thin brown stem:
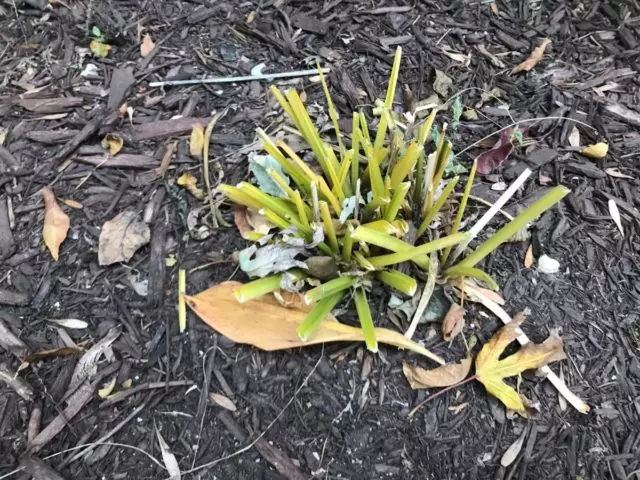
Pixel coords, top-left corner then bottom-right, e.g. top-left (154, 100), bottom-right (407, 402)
top-left (408, 375), bottom-right (477, 418)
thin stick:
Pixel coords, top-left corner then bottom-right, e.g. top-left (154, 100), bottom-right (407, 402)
top-left (149, 68), bottom-right (330, 87)
top-left (408, 375), bottom-right (477, 417)
top-left (448, 168), bottom-right (531, 264)
top-left (405, 252), bottom-right (437, 339)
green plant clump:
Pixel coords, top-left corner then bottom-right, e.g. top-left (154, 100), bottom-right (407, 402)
top-left (219, 48), bottom-right (568, 352)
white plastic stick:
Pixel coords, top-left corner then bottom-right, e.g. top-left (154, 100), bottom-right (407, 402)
top-left (449, 168), bottom-right (531, 264)
top-left (149, 67), bottom-right (330, 87)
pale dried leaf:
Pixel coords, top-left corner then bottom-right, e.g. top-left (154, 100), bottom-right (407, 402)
top-left (190, 124), bottom-right (204, 160)
top-left (210, 392), bottom-right (237, 411)
top-left (65, 328), bottom-right (120, 397)
top-left (156, 429), bottom-right (181, 480)
top-left (568, 126), bottom-right (580, 148)
top-left (511, 38), bottom-right (551, 74)
top-left (48, 318), bottom-right (88, 329)
top-left (140, 34), bottom-right (155, 57)
top-left (608, 199), bottom-right (624, 236)
top-left (605, 168), bottom-right (633, 179)
top-left (238, 244), bottom-right (307, 278)
top-left (99, 211), bottom-right (150, 265)
top-left (185, 281), bottom-right (445, 364)
top-left (233, 205), bottom-right (253, 238)
top-left (403, 356), bottom-right (472, 389)
top-left (42, 186), bottom-right (70, 261)
top-left (245, 208), bottom-right (274, 234)
top-left (61, 199), bottom-right (83, 209)
top-left (501, 430), bottom-right (526, 467)
top-left (442, 303), bottom-right (465, 341)
top-left (524, 244), bottom-right (534, 268)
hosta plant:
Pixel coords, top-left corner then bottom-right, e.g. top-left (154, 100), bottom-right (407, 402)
top-left (218, 47), bottom-right (568, 353)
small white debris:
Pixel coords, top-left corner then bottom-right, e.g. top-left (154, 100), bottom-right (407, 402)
top-left (538, 254), bottom-right (560, 274)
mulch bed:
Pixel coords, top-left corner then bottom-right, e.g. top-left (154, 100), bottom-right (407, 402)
top-left (1, 1), bottom-right (640, 479)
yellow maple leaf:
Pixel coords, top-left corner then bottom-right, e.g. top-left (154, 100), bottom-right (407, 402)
top-left (475, 314), bottom-right (566, 415)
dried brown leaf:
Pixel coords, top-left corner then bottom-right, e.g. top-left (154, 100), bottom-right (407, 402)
top-left (98, 211), bottom-right (150, 265)
top-left (524, 244), bottom-right (534, 268)
top-left (403, 356), bottom-right (472, 389)
top-left (210, 392), bottom-right (237, 411)
top-left (185, 281), bottom-right (445, 364)
top-left (190, 124), bottom-right (205, 160)
top-left (511, 38), bottom-right (551, 74)
top-left (42, 186), bottom-right (70, 261)
top-left (442, 303), bottom-right (465, 341)
top-left (140, 34), bottom-right (155, 57)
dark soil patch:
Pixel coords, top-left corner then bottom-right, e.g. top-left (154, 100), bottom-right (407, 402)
top-left (1, 1), bottom-right (640, 479)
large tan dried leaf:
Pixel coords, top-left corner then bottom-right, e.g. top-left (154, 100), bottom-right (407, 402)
top-left (185, 281), bottom-right (445, 364)
top-left (475, 317), bottom-right (566, 415)
top-left (190, 124), bottom-right (205, 160)
top-left (98, 211), bottom-right (150, 265)
top-left (140, 34), bottom-right (155, 57)
top-left (42, 186), bottom-right (70, 261)
top-left (442, 303), bottom-right (465, 341)
top-left (403, 356), bottom-right (472, 389)
top-left (511, 38), bottom-right (551, 74)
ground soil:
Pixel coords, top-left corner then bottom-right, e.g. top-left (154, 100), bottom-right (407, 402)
top-left (1, 1), bottom-right (640, 479)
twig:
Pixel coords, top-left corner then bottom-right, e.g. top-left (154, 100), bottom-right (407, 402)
top-left (408, 375), bottom-right (477, 417)
top-left (51, 110), bottom-right (108, 164)
top-left (449, 168), bottom-right (531, 264)
top-left (99, 380), bottom-right (193, 407)
top-left (405, 252), bottom-right (437, 339)
top-left (202, 109), bottom-right (227, 228)
top-left (452, 193), bottom-right (514, 220)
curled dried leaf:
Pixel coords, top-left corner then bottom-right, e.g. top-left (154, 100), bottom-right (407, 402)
top-left (403, 356), bottom-right (472, 389)
top-left (511, 38), bottom-right (551, 74)
top-left (177, 172), bottom-right (205, 200)
top-left (190, 124), bottom-right (205, 160)
top-left (42, 186), bottom-right (70, 261)
top-left (442, 303), bottom-right (465, 341)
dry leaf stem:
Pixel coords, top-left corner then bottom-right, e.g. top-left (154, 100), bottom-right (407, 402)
top-left (408, 375), bottom-right (476, 417)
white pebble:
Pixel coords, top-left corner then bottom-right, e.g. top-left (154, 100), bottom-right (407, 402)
top-left (538, 254), bottom-right (560, 274)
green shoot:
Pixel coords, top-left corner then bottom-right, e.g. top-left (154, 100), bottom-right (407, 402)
top-left (354, 287), bottom-right (378, 352)
top-left (297, 291), bottom-right (344, 341)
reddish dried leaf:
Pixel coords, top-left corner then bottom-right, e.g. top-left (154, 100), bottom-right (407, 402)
top-left (474, 128), bottom-right (523, 175)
